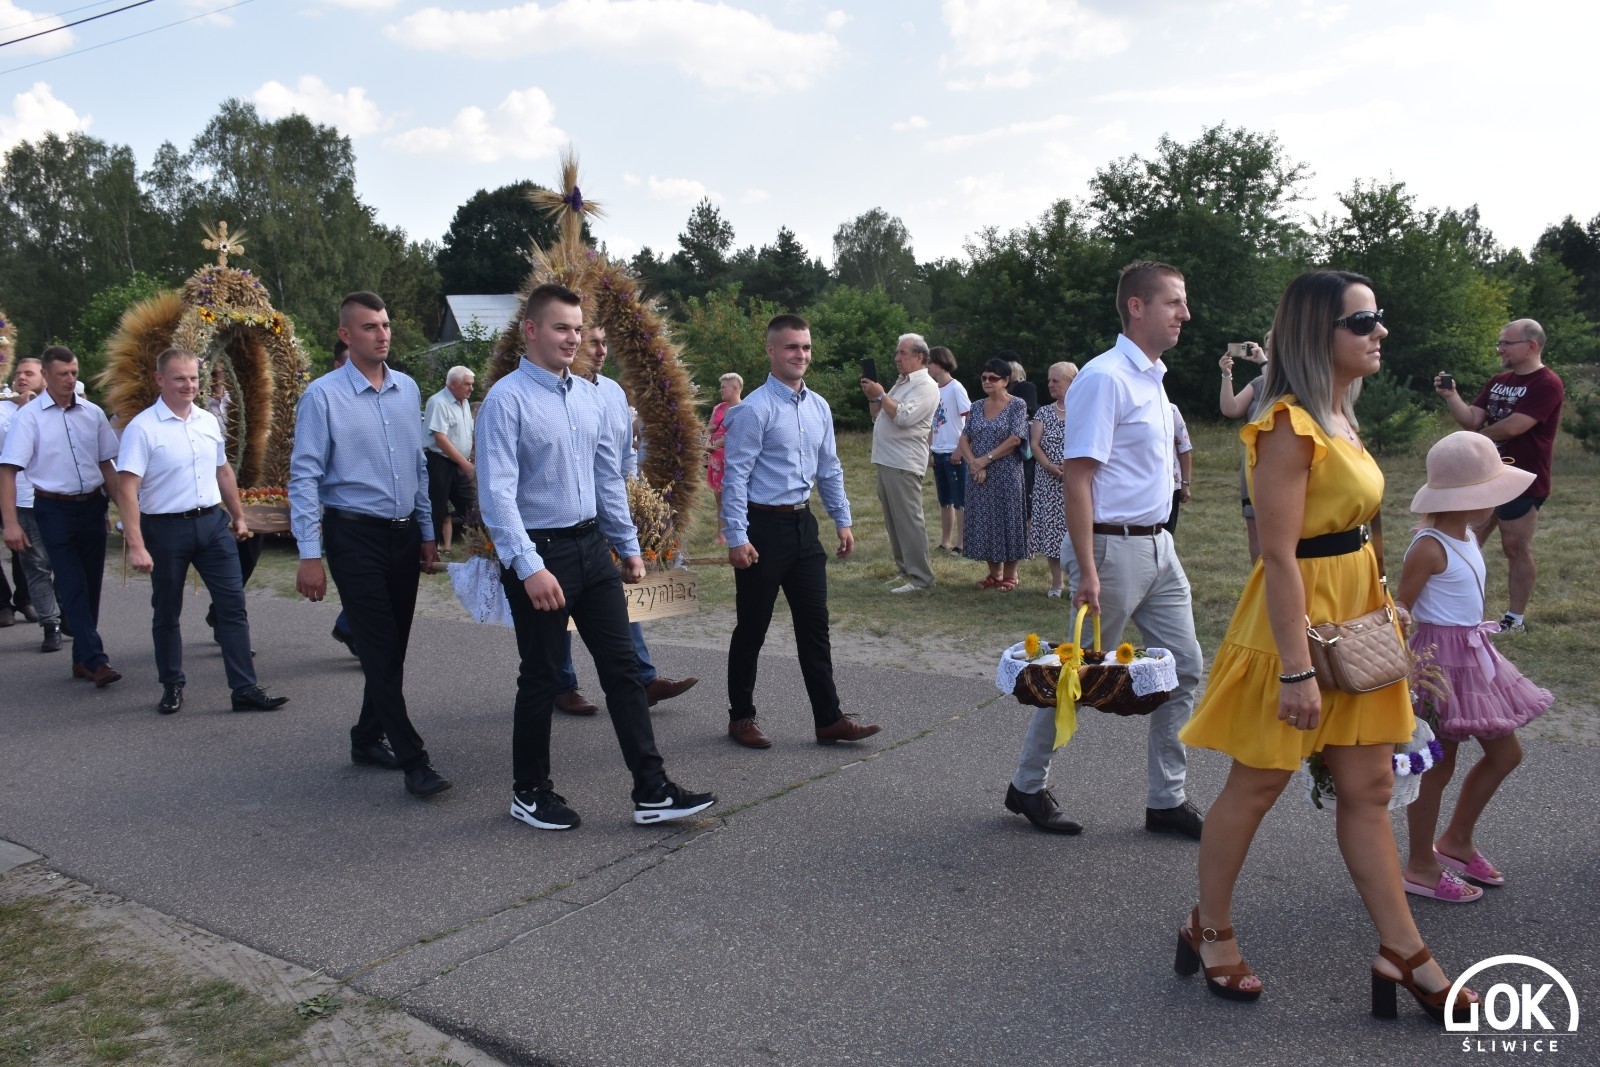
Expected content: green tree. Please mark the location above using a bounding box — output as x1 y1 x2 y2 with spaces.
0 132 170 345
1494 246 1600 365
1320 181 1507 396
735 226 828 311
376 224 443 349
800 284 930 429
69 271 171 384
677 285 779 398
833 207 929 316
184 99 388 344
436 181 565 295
1087 124 1312 403
1535 213 1600 323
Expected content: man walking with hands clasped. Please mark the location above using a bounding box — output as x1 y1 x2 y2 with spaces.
118 347 288 715
476 284 714 831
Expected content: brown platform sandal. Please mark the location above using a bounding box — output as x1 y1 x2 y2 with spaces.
1371 944 1475 1023
1174 908 1262 1002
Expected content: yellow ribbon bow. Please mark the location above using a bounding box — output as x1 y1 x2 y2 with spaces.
1054 604 1100 749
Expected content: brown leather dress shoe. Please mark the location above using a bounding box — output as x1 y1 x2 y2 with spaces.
815 714 881 744
73 661 122 687
554 689 598 715
644 676 699 706
728 716 773 749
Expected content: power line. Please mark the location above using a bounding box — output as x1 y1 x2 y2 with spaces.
0 0 157 49
0 1 127 37
0 0 258 76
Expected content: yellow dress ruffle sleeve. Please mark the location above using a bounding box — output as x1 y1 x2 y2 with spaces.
1179 398 1414 770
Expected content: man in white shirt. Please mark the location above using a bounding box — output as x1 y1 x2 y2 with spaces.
1002 261 1206 840
860 333 941 592
422 365 477 553
118 347 288 715
926 346 970 553
0 357 60 647
0 347 122 684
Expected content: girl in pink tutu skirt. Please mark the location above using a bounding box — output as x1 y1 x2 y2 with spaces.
1394 431 1553 904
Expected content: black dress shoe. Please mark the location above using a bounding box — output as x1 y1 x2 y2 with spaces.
351 741 401 769
1146 799 1205 840
157 684 184 715
231 685 288 711
40 622 63 653
1004 784 1083 835
404 762 453 797
331 625 359 657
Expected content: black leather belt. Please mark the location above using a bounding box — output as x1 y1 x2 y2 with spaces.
527 518 598 540
326 507 416 529
749 501 810 513
145 505 217 519
1092 523 1161 536
1297 525 1369 558
34 488 103 502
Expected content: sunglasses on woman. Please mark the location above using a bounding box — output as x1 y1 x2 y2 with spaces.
980 373 1006 383
1333 309 1385 336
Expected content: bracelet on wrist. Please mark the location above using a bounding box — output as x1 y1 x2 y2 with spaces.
1278 668 1317 684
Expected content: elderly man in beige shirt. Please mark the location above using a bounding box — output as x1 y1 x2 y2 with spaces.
860 333 942 592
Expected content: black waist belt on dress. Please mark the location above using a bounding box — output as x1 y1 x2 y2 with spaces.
145 505 217 519
325 507 416 529
526 518 598 540
1296 524 1369 558
1092 523 1161 537
748 501 810 514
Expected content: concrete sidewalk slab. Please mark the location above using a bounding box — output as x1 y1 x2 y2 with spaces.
3 579 1596 1066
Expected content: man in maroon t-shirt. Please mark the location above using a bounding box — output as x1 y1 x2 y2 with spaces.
1435 318 1564 633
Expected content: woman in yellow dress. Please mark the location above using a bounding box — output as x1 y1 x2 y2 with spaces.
1174 270 1475 1023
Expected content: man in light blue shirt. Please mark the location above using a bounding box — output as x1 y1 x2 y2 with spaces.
720 313 881 750
289 291 451 799
476 284 714 831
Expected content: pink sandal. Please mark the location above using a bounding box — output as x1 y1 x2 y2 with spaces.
978 576 1003 589
1434 847 1505 887
1403 868 1482 903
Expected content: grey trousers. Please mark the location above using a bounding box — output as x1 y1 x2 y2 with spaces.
875 464 934 588
12 508 59 626
1010 529 1202 808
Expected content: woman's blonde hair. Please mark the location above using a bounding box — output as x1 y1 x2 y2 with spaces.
1258 270 1372 436
1048 361 1078 385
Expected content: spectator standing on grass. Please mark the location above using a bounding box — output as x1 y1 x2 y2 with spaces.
117 347 288 717
1165 403 1193 534
720 313 881 751
926 346 969 554
860 333 940 593
0 357 61 651
0 346 122 686
705 372 742 545
1434 319 1564 634
956 358 1028 591
422 365 478 554
289 291 451 799
1028 361 1077 598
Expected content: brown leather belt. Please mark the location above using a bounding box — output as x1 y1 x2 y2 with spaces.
1092 523 1161 537
34 488 103 502
748 501 809 513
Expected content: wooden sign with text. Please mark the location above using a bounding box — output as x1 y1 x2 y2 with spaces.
568 570 698 630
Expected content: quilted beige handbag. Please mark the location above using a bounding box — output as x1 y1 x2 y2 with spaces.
1304 605 1409 693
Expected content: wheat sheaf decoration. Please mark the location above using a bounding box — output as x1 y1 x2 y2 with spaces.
486 149 705 541
96 223 312 488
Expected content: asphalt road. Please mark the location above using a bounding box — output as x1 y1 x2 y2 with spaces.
3 578 1595 1066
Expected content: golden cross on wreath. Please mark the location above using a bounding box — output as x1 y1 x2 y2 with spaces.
201 221 248 267
527 147 605 260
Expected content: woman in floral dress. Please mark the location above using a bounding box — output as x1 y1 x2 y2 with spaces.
1028 361 1077 597
957 357 1029 589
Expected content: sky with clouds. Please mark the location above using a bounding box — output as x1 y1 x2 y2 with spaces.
2 0 1596 274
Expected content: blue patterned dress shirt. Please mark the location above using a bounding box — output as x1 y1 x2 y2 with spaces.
719 374 851 548
477 358 640 581
288 360 433 559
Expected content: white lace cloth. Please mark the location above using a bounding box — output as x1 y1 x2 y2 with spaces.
448 556 514 629
994 642 1178 697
